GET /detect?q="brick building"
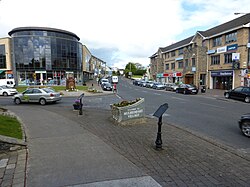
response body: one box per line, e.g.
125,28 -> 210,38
150,13 -> 250,90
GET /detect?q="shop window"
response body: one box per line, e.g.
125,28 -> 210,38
185,59 -> 189,67
165,64 -> 169,70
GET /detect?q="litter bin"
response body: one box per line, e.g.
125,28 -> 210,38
201,85 -> 206,93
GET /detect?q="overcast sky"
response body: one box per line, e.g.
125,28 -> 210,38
0,0 -> 249,69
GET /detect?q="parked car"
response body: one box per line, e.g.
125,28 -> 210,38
224,86 -> 250,103
0,85 -> 18,96
238,113 -> 250,137
13,87 -> 61,105
152,82 -> 166,90
140,81 -> 147,87
176,84 -> 199,94
165,83 -> 178,91
146,81 -> 155,88
101,82 -> 112,91
100,78 -> 109,85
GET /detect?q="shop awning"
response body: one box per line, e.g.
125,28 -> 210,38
0,70 -> 5,74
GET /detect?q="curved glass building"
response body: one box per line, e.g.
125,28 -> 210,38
8,27 -> 82,85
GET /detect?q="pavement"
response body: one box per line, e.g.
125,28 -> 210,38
0,79 -> 249,186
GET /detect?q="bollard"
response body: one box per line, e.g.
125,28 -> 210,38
153,103 -> 169,150
78,93 -> 84,115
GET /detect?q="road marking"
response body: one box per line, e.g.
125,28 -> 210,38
154,93 -> 161,96
171,96 -> 186,101
200,102 -> 225,109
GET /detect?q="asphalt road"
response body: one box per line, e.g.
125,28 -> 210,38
0,80 -> 249,152
116,77 -> 250,152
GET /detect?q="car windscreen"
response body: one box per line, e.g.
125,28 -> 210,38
43,88 -> 55,93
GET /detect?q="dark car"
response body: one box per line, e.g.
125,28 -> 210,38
101,82 -> 112,91
224,86 -> 250,103
176,84 -> 198,94
239,113 -> 250,137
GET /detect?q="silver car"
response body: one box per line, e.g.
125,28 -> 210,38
13,87 -> 61,105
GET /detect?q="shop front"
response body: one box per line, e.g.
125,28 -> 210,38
210,70 -> 233,90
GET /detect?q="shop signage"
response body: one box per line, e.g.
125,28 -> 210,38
35,71 -> 46,73
227,44 -> 238,51
157,73 -> 163,78
217,46 -> 227,53
163,72 -> 182,77
175,57 -> 183,61
207,49 -> 216,54
211,70 -> 233,77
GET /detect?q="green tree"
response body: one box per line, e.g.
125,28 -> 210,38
125,62 -> 137,77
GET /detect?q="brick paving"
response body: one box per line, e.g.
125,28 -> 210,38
63,107 -> 250,187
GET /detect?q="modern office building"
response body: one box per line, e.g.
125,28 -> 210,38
8,27 -> 83,85
0,27 -> 106,86
150,13 -> 250,90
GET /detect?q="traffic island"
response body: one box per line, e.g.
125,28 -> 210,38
110,98 -> 146,125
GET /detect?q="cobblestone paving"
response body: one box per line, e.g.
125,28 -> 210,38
62,107 -> 250,187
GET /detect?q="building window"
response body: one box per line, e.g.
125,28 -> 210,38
225,32 -> 237,44
211,55 -> 220,65
224,53 -> 233,64
192,58 -> 196,66
178,48 -> 183,55
171,51 -> 175,57
178,61 -> 183,69
213,36 -> 222,47
0,45 -> 6,69
185,59 -> 189,67
171,62 -> 175,70
165,64 -> 169,70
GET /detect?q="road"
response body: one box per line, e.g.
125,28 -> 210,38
0,79 -> 249,152
116,77 -> 250,151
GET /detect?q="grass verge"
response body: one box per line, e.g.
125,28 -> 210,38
0,115 -> 23,140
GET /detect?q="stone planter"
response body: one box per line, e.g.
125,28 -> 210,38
111,98 -> 145,123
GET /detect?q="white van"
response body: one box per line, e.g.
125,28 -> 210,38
112,76 -> 118,84
0,79 -> 16,88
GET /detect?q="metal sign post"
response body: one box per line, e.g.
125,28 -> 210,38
153,103 -> 169,149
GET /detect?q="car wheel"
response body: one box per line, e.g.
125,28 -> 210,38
3,92 -> 8,96
14,98 -> 21,105
241,120 -> 250,137
245,97 -> 250,103
39,98 -> 46,105
225,93 -> 230,99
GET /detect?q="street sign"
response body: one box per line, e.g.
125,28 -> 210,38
232,53 -> 240,61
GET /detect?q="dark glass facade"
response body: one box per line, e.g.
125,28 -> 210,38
9,27 -> 82,85
0,44 -> 6,69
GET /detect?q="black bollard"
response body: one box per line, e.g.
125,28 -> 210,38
153,103 -> 168,150
78,93 -> 84,115
155,116 -> 162,149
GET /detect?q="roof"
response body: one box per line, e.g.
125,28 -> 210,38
199,13 -> 250,38
161,35 -> 194,53
8,27 -> 80,41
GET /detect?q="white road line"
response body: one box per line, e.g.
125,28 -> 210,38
154,93 -> 161,96
171,97 -> 187,101
200,102 -> 225,109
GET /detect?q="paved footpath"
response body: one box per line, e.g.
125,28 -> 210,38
0,80 -> 249,186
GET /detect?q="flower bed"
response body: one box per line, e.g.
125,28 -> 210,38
111,98 -> 145,123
